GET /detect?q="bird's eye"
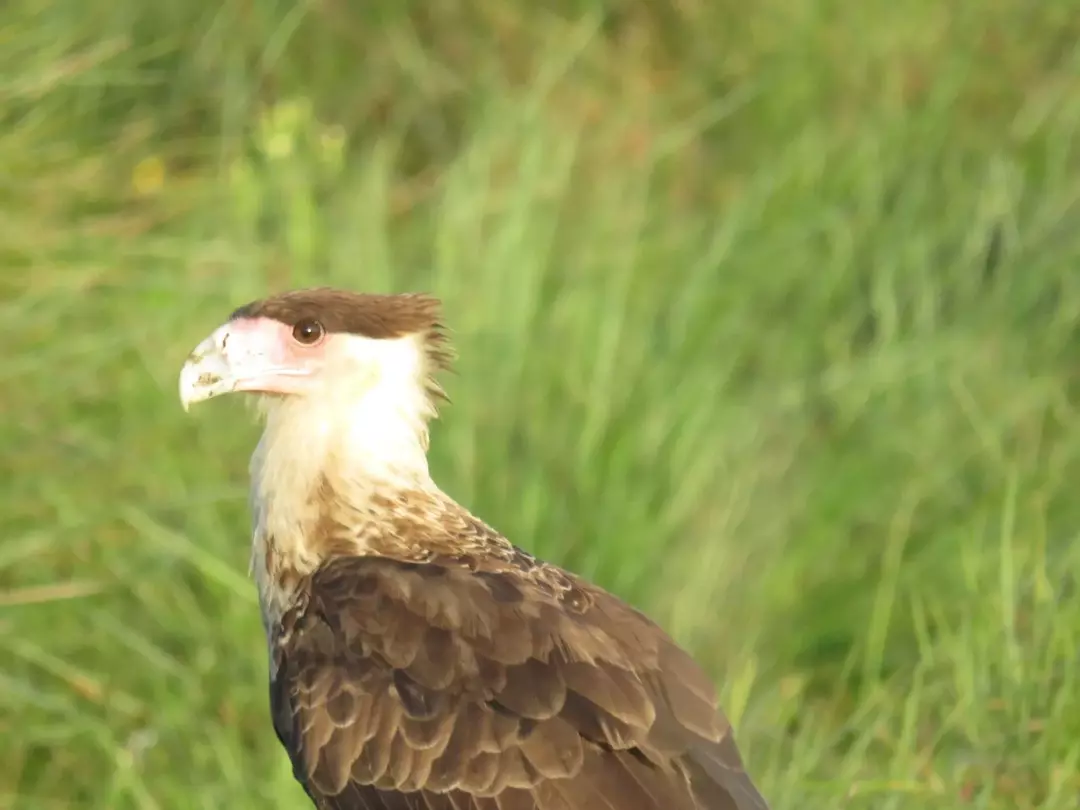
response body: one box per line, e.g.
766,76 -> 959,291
292,319 -> 325,345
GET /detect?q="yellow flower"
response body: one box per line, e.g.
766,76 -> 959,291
132,156 -> 166,196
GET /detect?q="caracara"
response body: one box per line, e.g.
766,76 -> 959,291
178,288 -> 770,810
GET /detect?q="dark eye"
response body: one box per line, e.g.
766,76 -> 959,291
292,319 -> 324,345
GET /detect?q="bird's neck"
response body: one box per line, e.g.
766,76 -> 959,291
248,389 -> 440,622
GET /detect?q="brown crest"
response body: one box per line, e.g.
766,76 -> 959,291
232,287 -> 454,374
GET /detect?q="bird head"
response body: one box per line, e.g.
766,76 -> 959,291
179,287 -> 454,492
179,288 -> 451,415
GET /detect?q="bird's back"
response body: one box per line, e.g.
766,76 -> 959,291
269,549 -> 770,810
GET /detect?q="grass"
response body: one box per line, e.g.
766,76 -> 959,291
3,1 -> 1080,808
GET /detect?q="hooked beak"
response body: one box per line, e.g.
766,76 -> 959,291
178,321 -> 315,411
179,325 -> 240,411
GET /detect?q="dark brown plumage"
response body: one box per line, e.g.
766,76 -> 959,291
271,552 -> 768,810
179,288 -> 771,810
230,287 -> 452,368
267,491 -> 770,810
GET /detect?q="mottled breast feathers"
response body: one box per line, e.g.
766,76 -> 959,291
270,554 -> 770,810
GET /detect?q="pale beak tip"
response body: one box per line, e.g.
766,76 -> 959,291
178,363 -> 197,413
179,332 -> 229,413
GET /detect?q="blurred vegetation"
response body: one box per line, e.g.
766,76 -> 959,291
3,1 -> 1080,808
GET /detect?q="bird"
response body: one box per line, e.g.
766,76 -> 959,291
178,287 -> 771,810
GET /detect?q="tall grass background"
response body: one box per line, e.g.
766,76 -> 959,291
3,2 -> 1080,808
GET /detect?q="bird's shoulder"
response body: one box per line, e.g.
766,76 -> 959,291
269,522 -> 765,809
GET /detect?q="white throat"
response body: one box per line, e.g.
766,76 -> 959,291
247,334 -> 438,617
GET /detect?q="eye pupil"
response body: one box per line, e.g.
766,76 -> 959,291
292,319 -> 324,345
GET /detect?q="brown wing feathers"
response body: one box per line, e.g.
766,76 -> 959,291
272,557 -> 768,810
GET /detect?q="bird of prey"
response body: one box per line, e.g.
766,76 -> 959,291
178,287 -> 770,810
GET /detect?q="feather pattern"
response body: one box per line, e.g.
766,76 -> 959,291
181,288 -> 771,810
270,544 -> 770,810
